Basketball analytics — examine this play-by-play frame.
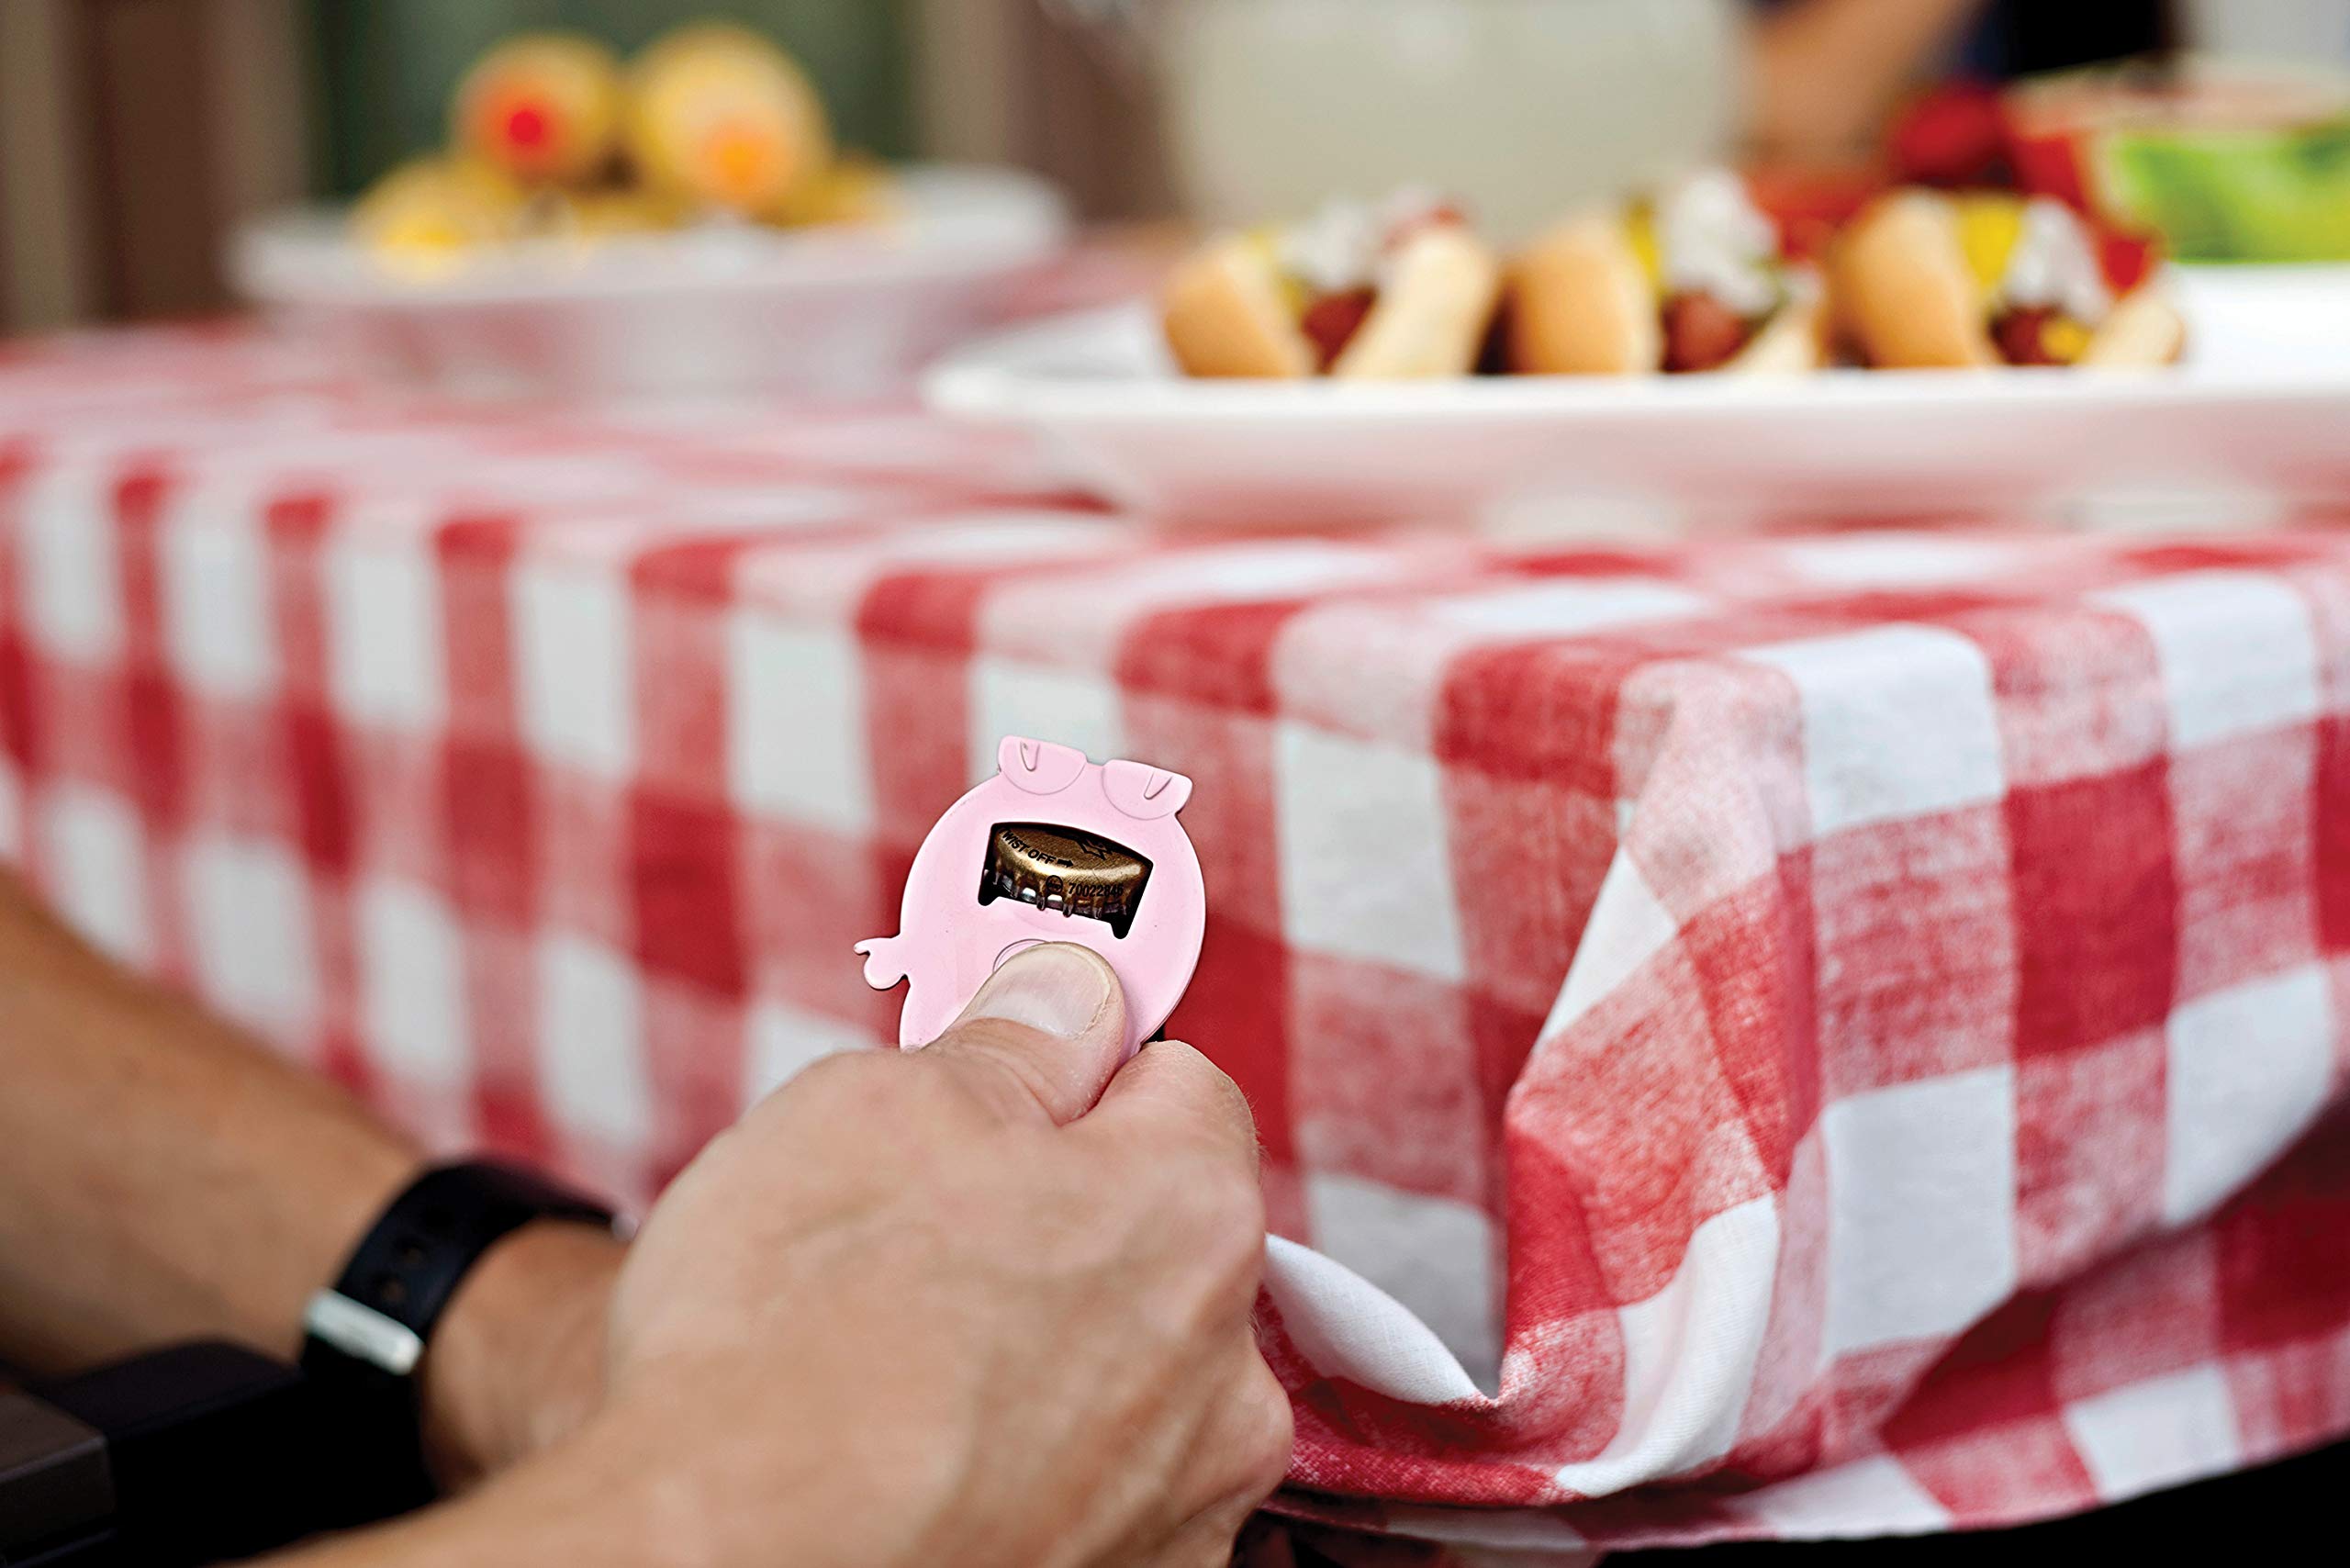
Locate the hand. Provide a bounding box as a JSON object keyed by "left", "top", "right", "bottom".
{"left": 600, "top": 941, "right": 1291, "bottom": 1568}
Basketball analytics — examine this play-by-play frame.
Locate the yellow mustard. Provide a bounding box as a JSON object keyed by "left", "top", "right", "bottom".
{"left": 2040, "top": 316, "right": 2093, "bottom": 364}
{"left": 1623, "top": 204, "right": 1662, "bottom": 289}
{"left": 1953, "top": 195, "right": 2024, "bottom": 298}
{"left": 1246, "top": 227, "right": 1315, "bottom": 317}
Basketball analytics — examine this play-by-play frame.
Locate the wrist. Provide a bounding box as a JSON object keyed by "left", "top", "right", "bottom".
{"left": 266, "top": 1406, "right": 716, "bottom": 1568}
{"left": 539, "top": 1383, "right": 881, "bottom": 1568}
{"left": 419, "top": 1219, "right": 625, "bottom": 1486}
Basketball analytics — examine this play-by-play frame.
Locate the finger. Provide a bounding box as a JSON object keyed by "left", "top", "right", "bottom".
{"left": 1149, "top": 1357, "right": 1293, "bottom": 1567}
{"left": 1210, "top": 1351, "right": 1295, "bottom": 1507}
{"left": 1136, "top": 1518, "right": 1254, "bottom": 1568}
{"left": 916, "top": 942, "right": 1129, "bottom": 1126}
{"left": 1080, "top": 1039, "right": 1261, "bottom": 1174}
{"left": 1152, "top": 1437, "right": 1287, "bottom": 1568}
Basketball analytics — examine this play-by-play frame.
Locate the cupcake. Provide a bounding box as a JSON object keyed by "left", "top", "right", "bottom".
{"left": 453, "top": 32, "right": 625, "bottom": 186}
{"left": 351, "top": 156, "right": 526, "bottom": 269}
{"left": 624, "top": 23, "right": 833, "bottom": 218}
{"left": 769, "top": 150, "right": 900, "bottom": 229}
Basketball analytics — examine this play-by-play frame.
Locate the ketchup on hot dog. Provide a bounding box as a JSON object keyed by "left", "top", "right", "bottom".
{"left": 1271, "top": 192, "right": 1468, "bottom": 371}
{"left": 1650, "top": 171, "right": 1800, "bottom": 374}
{"left": 1301, "top": 289, "right": 1379, "bottom": 370}
{"left": 1964, "top": 196, "right": 2125, "bottom": 366}
{"left": 1662, "top": 291, "right": 1760, "bottom": 374}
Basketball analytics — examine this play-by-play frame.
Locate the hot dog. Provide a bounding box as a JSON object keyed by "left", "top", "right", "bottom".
{"left": 1505, "top": 170, "right": 1827, "bottom": 375}
{"left": 1830, "top": 189, "right": 2184, "bottom": 368}
{"left": 1161, "top": 193, "right": 1502, "bottom": 379}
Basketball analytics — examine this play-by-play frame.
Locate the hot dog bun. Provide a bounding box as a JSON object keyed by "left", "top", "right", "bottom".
{"left": 1830, "top": 192, "right": 1998, "bottom": 368}
{"left": 2080, "top": 287, "right": 2188, "bottom": 367}
{"left": 1833, "top": 189, "right": 2184, "bottom": 369}
{"left": 1161, "top": 223, "right": 1499, "bottom": 380}
{"left": 1729, "top": 293, "right": 1829, "bottom": 374}
{"left": 1160, "top": 236, "right": 1316, "bottom": 379}
{"left": 1505, "top": 213, "right": 1662, "bottom": 375}
{"left": 1506, "top": 210, "right": 1824, "bottom": 376}
{"left": 1331, "top": 225, "right": 1502, "bottom": 380}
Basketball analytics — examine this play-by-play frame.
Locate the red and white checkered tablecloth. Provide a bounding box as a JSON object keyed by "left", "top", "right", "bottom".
{"left": 3, "top": 313, "right": 2348, "bottom": 1564}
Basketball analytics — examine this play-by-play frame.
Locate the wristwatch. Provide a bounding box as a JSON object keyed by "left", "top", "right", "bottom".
{"left": 300, "top": 1160, "right": 616, "bottom": 1520}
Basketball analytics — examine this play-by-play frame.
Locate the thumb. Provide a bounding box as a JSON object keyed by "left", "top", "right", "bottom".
{"left": 917, "top": 943, "right": 1129, "bottom": 1126}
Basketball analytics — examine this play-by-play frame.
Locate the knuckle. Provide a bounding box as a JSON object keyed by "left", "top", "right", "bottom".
{"left": 763, "top": 1049, "right": 896, "bottom": 1115}
{"left": 787, "top": 1048, "right": 874, "bottom": 1092}
{"left": 1181, "top": 1529, "right": 1248, "bottom": 1568}
{"left": 1157, "top": 1040, "right": 1260, "bottom": 1138}
{"left": 1156, "top": 1146, "right": 1252, "bottom": 1221}
{"left": 1156, "top": 1158, "right": 1267, "bottom": 1286}
{"left": 1229, "top": 1369, "right": 1296, "bottom": 1498}
{"left": 928, "top": 1014, "right": 1058, "bottom": 1077}
{"left": 1202, "top": 1159, "right": 1270, "bottom": 1242}
{"left": 1200, "top": 1059, "right": 1260, "bottom": 1141}
{"left": 933, "top": 1014, "right": 1043, "bottom": 1060}
{"left": 925, "top": 1043, "right": 1055, "bottom": 1125}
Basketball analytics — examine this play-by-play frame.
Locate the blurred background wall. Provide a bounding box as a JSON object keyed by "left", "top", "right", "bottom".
{"left": 6, "top": 0, "right": 2344, "bottom": 332}
{"left": 0, "top": 0, "right": 310, "bottom": 327}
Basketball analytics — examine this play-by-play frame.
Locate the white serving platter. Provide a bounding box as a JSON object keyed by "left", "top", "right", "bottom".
{"left": 236, "top": 164, "right": 1070, "bottom": 400}
{"left": 923, "top": 265, "right": 2350, "bottom": 530}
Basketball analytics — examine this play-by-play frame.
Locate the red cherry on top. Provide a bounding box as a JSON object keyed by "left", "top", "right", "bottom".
{"left": 2097, "top": 229, "right": 2158, "bottom": 295}
{"left": 503, "top": 99, "right": 552, "bottom": 151}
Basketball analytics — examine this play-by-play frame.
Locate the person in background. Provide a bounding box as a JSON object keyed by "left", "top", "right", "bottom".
{"left": 1749, "top": 0, "right": 2174, "bottom": 160}
{"left": 1118, "top": 0, "right": 2215, "bottom": 241}
{"left": 0, "top": 868, "right": 1289, "bottom": 1566}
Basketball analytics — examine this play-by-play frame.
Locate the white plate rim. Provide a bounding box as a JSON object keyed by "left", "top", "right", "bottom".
{"left": 925, "top": 297, "right": 2350, "bottom": 428}
{"left": 234, "top": 163, "right": 1071, "bottom": 309}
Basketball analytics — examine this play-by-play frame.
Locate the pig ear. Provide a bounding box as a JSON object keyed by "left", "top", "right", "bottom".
{"left": 997, "top": 736, "right": 1087, "bottom": 795}
{"left": 1102, "top": 759, "right": 1192, "bottom": 820}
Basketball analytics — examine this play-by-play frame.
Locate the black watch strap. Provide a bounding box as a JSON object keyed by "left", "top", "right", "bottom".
{"left": 300, "top": 1159, "right": 614, "bottom": 1519}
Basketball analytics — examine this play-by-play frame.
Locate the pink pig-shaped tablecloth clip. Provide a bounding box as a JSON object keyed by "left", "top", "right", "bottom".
{"left": 856, "top": 736, "right": 1207, "bottom": 1058}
